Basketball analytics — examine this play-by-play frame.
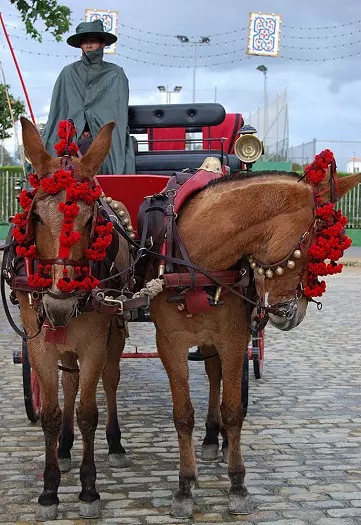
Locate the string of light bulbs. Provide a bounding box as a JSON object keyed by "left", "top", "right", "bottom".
{"left": 7, "top": 29, "right": 361, "bottom": 47}
{"left": 4, "top": 29, "right": 361, "bottom": 56}
{"left": 2, "top": 43, "right": 360, "bottom": 65}
{"left": 2, "top": 11, "right": 361, "bottom": 39}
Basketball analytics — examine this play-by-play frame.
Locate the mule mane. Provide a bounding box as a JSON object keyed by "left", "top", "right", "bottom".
{"left": 203, "top": 170, "right": 300, "bottom": 190}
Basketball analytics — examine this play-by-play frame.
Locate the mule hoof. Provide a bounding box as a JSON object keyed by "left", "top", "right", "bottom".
{"left": 59, "top": 457, "right": 71, "bottom": 473}
{"left": 229, "top": 494, "right": 256, "bottom": 515}
{"left": 109, "top": 452, "right": 131, "bottom": 468}
{"left": 201, "top": 443, "right": 219, "bottom": 461}
{"left": 222, "top": 446, "right": 229, "bottom": 464}
{"left": 35, "top": 503, "right": 58, "bottom": 521}
{"left": 170, "top": 497, "right": 193, "bottom": 519}
{"left": 79, "top": 498, "right": 101, "bottom": 519}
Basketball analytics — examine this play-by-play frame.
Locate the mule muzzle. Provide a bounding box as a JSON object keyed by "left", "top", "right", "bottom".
{"left": 268, "top": 294, "right": 308, "bottom": 331}
{"left": 42, "top": 291, "right": 78, "bottom": 327}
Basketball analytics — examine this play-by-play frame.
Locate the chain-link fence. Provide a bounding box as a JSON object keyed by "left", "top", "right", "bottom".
{"left": 288, "top": 139, "right": 361, "bottom": 172}
{"left": 245, "top": 90, "right": 289, "bottom": 161}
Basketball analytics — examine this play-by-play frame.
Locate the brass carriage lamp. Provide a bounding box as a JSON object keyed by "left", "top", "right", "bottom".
{"left": 234, "top": 125, "right": 263, "bottom": 172}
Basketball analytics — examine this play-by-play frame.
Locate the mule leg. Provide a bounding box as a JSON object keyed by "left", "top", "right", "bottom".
{"left": 76, "top": 351, "right": 105, "bottom": 519}
{"left": 102, "top": 319, "right": 130, "bottom": 467}
{"left": 220, "top": 342, "right": 255, "bottom": 515}
{"left": 201, "top": 347, "right": 222, "bottom": 461}
{"left": 157, "top": 331, "right": 196, "bottom": 519}
{"left": 30, "top": 345, "right": 62, "bottom": 522}
{"left": 58, "top": 351, "right": 79, "bottom": 473}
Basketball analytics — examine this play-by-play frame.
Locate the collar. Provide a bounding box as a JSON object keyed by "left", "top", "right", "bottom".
{"left": 81, "top": 47, "right": 104, "bottom": 66}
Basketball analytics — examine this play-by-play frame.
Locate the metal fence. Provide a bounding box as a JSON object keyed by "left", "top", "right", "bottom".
{"left": 288, "top": 139, "right": 361, "bottom": 173}
{"left": 245, "top": 90, "right": 289, "bottom": 162}
{"left": 0, "top": 168, "right": 23, "bottom": 224}
{"left": 339, "top": 184, "right": 361, "bottom": 229}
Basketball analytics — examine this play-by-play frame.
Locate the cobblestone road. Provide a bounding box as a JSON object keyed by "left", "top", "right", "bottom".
{"left": 0, "top": 268, "right": 361, "bottom": 525}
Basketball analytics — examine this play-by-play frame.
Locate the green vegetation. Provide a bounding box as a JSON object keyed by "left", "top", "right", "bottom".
{"left": 8, "top": 0, "right": 72, "bottom": 42}
{"left": 0, "top": 85, "right": 25, "bottom": 141}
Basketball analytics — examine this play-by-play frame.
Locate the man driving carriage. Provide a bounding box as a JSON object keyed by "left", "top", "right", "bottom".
{"left": 41, "top": 20, "right": 135, "bottom": 174}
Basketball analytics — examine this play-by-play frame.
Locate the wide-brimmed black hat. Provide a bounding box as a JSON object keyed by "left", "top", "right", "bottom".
{"left": 67, "top": 20, "right": 117, "bottom": 48}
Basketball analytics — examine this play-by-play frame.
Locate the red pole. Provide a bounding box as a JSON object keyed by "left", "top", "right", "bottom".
{"left": 0, "top": 12, "right": 36, "bottom": 125}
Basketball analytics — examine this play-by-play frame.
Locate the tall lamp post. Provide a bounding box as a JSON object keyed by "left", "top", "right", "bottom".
{"left": 176, "top": 35, "right": 210, "bottom": 103}
{"left": 256, "top": 65, "right": 268, "bottom": 157}
{"left": 158, "top": 85, "right": 182, "bottom": 104}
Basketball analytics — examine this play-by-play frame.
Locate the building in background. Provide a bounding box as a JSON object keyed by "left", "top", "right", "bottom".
{"left": 346, "top": 156, "right": 361, "bottom": 174}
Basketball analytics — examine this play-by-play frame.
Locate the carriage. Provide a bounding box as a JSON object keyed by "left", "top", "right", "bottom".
{"left": 7, "top": 102, "right": 264, "bottom": 423}
{"left": 2, "top": 102, "right": 359, "bottom": 521}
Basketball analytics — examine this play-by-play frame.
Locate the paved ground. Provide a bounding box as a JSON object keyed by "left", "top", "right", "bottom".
{"left": 1, "top": 268, "right": 361, "bottom": 524}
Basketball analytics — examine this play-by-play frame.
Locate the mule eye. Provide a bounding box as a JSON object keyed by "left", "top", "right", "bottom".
{"left": 32, "top": 213, "right": 43, "bottom": 225}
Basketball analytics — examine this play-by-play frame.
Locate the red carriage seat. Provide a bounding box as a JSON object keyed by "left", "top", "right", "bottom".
{"left": 147, "top": 127, "right": 186, "bottom": 151}
{"left": 202, "top": 113, "right": 243, "bottom": 153}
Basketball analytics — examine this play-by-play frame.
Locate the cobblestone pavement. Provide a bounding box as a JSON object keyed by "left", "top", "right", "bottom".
{"left": 1, "top": 268, "right": 361, "bottom": 525}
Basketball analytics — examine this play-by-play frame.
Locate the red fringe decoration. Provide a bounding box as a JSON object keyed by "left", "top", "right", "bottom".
{"left": 303, "top": 149, "right": 351, "bottom": 298}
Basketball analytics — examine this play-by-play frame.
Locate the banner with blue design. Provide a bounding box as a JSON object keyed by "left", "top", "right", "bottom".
{"left": 247, "top": 12, "right": 282, "bottom": 57}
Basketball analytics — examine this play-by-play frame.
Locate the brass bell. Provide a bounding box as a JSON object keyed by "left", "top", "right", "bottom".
{"left": 127, "top": 225, "right": 133, "bottom": 232}
{"left": 293, "top": 249, "right": 302, "bottom": 259}
{"left": 113, "top": 203, "right": 119, "bottom": 210}
{"left": 118, "top": 210, "right": 125, "bottom": 217}
{"left": 130, "top": 232, "right": 136, "bottom": 239}
{"left": 106, "top": 196, "right": 113, "bottom": 204}
{"left": 287, "top": 260, "right": 296, "bottom": 269}
{"left": 275, "top": 266, "right": 284, "bottom": 276}
{"left": 250, "top": 261, "right": 257, "bottom": 269}
{"left": 123, "top": 218, "right": 129, "bottom": 225}
{"left": 265, "top": 269, "right": 274, "bottom": 279}
{"left": 257, "top": 267, "right": 265, "bottom": 275}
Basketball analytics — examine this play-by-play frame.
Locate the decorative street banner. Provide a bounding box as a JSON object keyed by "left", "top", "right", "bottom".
{"left": 247, "top": 12, "right": 282, "bottom": 57}
{"left": 85, "top": 8, "right": 118, "bottom": 54}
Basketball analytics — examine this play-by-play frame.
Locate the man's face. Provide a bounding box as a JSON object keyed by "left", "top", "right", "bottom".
{"left": 80, "top": 37, "right": 106, "bottom": 53}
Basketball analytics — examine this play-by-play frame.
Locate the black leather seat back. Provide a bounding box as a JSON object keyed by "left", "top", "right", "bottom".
{"left": 128, "top": 103, "right": 226, "bottom": 132}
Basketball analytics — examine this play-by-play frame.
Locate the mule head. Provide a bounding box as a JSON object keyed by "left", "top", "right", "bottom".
{"left": 20, "top": 117, "right": 115, "bottom": 327}
{"left": 266, "top": 172, "right": 361, "bottom": 331}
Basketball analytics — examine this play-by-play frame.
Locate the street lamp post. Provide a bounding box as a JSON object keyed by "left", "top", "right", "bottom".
{"left": 157, "top": 85, "right": 182, "bottom": 104}
{"left": 256, "top": 65, "right": 268, "bottom": 158}
{"left": 176, "top": 35, "right": 210, "bottom": 103}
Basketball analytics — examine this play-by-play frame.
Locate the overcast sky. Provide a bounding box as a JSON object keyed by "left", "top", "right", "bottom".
{"left": 1, "top": 0, "right": 361, "bottom": 168}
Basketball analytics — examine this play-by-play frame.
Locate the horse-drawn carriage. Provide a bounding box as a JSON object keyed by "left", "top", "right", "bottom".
{"left": 2, "top": 101, "right": 358, "bottom": 521}
{"left": 8, "top": 102, "right": 264, "bottom": 423}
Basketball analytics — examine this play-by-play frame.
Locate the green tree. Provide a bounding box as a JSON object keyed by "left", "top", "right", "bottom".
{"left": 9, "top": 0, "right": 71, "bottom": 42}
{"left": 0, "top": 84, "right": 26, "bottom": 140}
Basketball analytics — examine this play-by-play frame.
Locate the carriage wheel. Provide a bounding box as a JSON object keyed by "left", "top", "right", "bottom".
{"left": 22, "top": 340, "right": 41, "bottom": 422}
{"left": 241, "top": 348, "right": 249, "bottom": 418}
{"left": 249, "top": 329, "right": 264, "bottom": 380}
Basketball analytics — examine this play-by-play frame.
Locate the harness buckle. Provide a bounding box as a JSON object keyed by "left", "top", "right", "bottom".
{"left": 103, "top": 295, "right": 124, "bottom": 315}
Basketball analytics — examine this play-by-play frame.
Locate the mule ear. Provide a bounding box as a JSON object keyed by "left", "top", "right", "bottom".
{"left": 336, "top": 173, "right": 361, "bottom": 200}
{"left": 21, "top": 116, "right": 52, "bottom": 176}
{"left": 77, "top": 121, "right": 115, "bottom": 178}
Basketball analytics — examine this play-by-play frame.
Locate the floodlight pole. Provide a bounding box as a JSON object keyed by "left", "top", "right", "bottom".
{"left": 176, "top": 35, "right": 210, "bottom": 103}
{"left": 257, "top": 65, "right": 268, "bottom": 157}
{"left": 192, "top": 45, "right": 197, "bottom": 104}
{"left": 158, "top": 85, "right": 182, "bottom": 104}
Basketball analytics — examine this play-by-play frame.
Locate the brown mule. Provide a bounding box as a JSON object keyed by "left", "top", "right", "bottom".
{"left": 149, "top": 165, "right": 361, "bottom": 518}
{"left": 17, "top": 118, "right": 131, "bottom": 521}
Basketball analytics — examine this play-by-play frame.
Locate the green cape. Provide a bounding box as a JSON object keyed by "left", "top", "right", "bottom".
{"left": 41, "top": 48, "right": 135, "bottom": 174}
